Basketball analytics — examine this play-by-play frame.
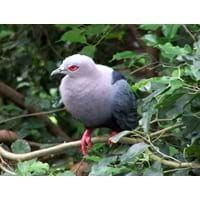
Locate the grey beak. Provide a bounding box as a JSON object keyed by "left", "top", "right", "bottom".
{"left": 50, "top": 68, "right": 67, "bottom": 78}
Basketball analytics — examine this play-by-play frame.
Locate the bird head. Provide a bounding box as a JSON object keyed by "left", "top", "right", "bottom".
{"left": 51, "top": 54, "right": 96, "bottom": 78}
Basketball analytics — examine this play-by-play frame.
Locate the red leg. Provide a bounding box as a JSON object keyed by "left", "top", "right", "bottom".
{"left": 81, "top": 129, "right": 92, "bottom": 156}
{"left": 108, "top": 131, "right": 118, "bottom": 144}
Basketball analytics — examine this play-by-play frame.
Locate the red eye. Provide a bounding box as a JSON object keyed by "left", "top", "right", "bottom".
{"left": 68, "top": 65, "right": 79, "bottom": 71}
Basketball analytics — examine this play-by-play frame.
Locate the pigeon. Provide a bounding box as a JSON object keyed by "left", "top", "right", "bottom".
{"left": 51, "top": 54, "right": 138, "bottom": 155}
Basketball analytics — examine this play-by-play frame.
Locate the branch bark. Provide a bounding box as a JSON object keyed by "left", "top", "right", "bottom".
{"left": 0, "top": 130, "right": 19, "bottom": 143}
{"left": 127, "top": 24, "right": 160, "bottom": 62}
{"left": 0, "top": 136, "right": 199, "bottom": 169}
{"left": 146, "top": 149, "right": 200, "bottom": 169}
{"left": 0, "top": 81, "right": 71, "bottom": 141}
{"left": 126, "top": 25, "right": 160, "bottom": 78}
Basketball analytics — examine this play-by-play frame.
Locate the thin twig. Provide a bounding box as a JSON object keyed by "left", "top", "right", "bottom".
{"left": 146, "top": 149, "right": 200, "bottom": 169}
{"left": 148, "top": 136, "right": 180, "bottom": 163}
{"left": 0, "top": 155, "right": 13, "bottom": 171}
{"left": 133, "top": 130, "right": 181, "bottom": 163}
{"left": 149, "top": 123, "right": 183, "bottom": 138}
{"left": 182, "top": 25, "right": 196, "bottom": 41}
{"left": 95, "top": 25, "right": 116, "bottom": 46}
{"left": 0, "top": 155, "right": 16, "bottom": 175}
{"left": 0, "top": 108, "right": 66, "bottom": 124}
{"left": 0, "top": 163, "right": 16, "bottom": 175}
{"left": 0, "top": 81, "right": 70, "bottom": 140}
{"left": 40, "top": 25, "right": 62, "bottom": 59}
{"left": 130, "top": 62, "right": 160, "bottom": 75}
{"left": 150, "top": 118, "right": 173, "bottom": 124}
{"left": 163, "top": 167, "right": 190, "bottom": 174}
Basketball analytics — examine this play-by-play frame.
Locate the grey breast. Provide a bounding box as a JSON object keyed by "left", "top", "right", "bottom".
{"left": 60, "top": 75, "right": 113, "bottom": 128}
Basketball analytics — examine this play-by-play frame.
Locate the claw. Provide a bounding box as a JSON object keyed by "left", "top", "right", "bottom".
{"left": 81, "top": 129, "right": 92, "bottom": 155}
{"left": 86, "top": 136, "right": 93, "bottom": 147}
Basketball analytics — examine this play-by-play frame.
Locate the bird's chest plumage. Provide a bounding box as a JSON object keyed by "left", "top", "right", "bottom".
{"left": 60, "top": 75, "right": 113, "bottom": 127}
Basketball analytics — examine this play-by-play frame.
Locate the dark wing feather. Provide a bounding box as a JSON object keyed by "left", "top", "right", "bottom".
{"left": 111, "top": 74, "right": 138, "bottom": 131}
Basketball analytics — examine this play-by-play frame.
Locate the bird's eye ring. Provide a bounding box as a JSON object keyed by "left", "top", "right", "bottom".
{"left": 68, "top": 65, "right": 79, "bottom": 72}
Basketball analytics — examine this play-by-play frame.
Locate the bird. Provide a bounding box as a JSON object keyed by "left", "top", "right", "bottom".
{"left": 51, "top": 54, "right": 138, "bottom": 155}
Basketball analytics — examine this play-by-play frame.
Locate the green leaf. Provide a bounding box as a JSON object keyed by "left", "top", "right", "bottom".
{"left": 60, "top": 28, "right": 87, "bottom": 44}
{"left": 89, "top": 165, "right": 128, "bottom": 176}
{"left": 39, "top": 99, "right": 51, "bottom": 109}
{"left": 16, "top": 159, "right": 50, "bottom": 176}
{"left": 16, "top": 81, "right": 30, "bottom": 89}
{"left": 89, "top": 143, "right": 107, "bottom": 154}
{"left": 139, "top": 24, "right": 161, "bottom": 31}
{"left": 185, "top": 145, "right": 200, "bottom": 159}
{"left": 111, "top": 51, "right": 136, "bottom": 61}
{"left": 20, "top": 119, "right": 45, "bottom": 129}
{"left": 0, "top": 30, "right": 15, "bottom": 39}
{"left": 132, "top": 79, "right": 149, "bottom": 92}
{"left": 89, "top": 156, "right": 129, "bottom": 175}
{"left": 84, "top": 25, "right": 107, "bottom": 37}
{"left": 89, "top": 156, "right": 122, "bottom": 176}
{"left": 120, "top": 143, "right": 149, "bottom": 164}
{"left": 135, "top": 76, "right": 170, "bottom": 93}
{"left": 109, "top": 131, "right": 131, "bottom": 143}
{"left": 48, "top": 115, "right": 58, "bottom": 125}
{"left": 194, "top": 35, "right": 200, "bottom": 56}
{"left": 157, "top": 79, "right": 184, "bottom": 108}
{"left": 143, "top": 34, "right": 159, "bottom": 46}
{"left": 143, "top": 161, "right": 163, "bottom": 176}
{"left": 191, "top": 65, "right": 200, "bottom": 81}
{"left": 162, "top": 25, "right": 181, "bottom": 40}
{"left": 169, "top": 146, "right": 179, "bottom": 156}
{"left": 57, "top": 171, "right": 76, "bottom": 176}
{"left": 84, "top": 155, "right": 102, "bottom": 162}
{"left": 158, "top": 43, "right": 189, "bottom": 60}
{"left": 159, "top": 93, "right": 190, "bottom": 119}
{"left": 140, "top": 98, "right": 157, "bottom": 133}
{"left": 25, "top": 96, "right": 41, "bottom": 107}
{"left": 49, "top": 88, "right": 58, "bottom": 97}
{"left": 168, "top": 79, "right": 184, "bottom": 94}
{"left": 79, "top": 45, "right": 96, "bottom": 58}
{"left": 183, "top": 115, "right": 200, "bottom": 135}
{"left": 172, "top": 169, "right": 190, "bottom": 176}
{"left": 17, "top": 127, "right": 30, "bottom": 138}
{"left": 11, "top": 139, "right": 31, "bottom": 153}
{"left": 105, "top": 31, "right": 125, "bottom": 40}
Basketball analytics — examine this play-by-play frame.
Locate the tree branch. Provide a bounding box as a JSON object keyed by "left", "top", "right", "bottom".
{"left": 0, "top": 130, "right": 19, "bottom": 143}
{"left": 0, "top": 136, "right": 199, "bottom": 169}
{"left": 0, "top": 81, "right": 71, "bottom": 141}
{"left": 146, "top": 149, "right": 200, "bottom": 169}
{"left": 149, "top": 123, "right": 183, "bottom": 138}
{"left": 127, "top": 25, "right": 160, "bottom": 63}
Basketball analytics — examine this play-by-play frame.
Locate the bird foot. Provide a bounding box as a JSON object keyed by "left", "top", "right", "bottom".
{"left": 81, "top": 129, "right": 92, "bottom": 156}
{"left": 108, "top": 131, "right": 118, "bottom": 144}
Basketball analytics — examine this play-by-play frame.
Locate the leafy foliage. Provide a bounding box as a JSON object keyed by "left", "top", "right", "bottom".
{"left": 11, "top": 139, "right": 31, "bottom": 153}
{"left": 16, "top": 159, "right": 50, "bottom": 176}
{"left": 1, "top": 24, "right": 200, "bottom": 176}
